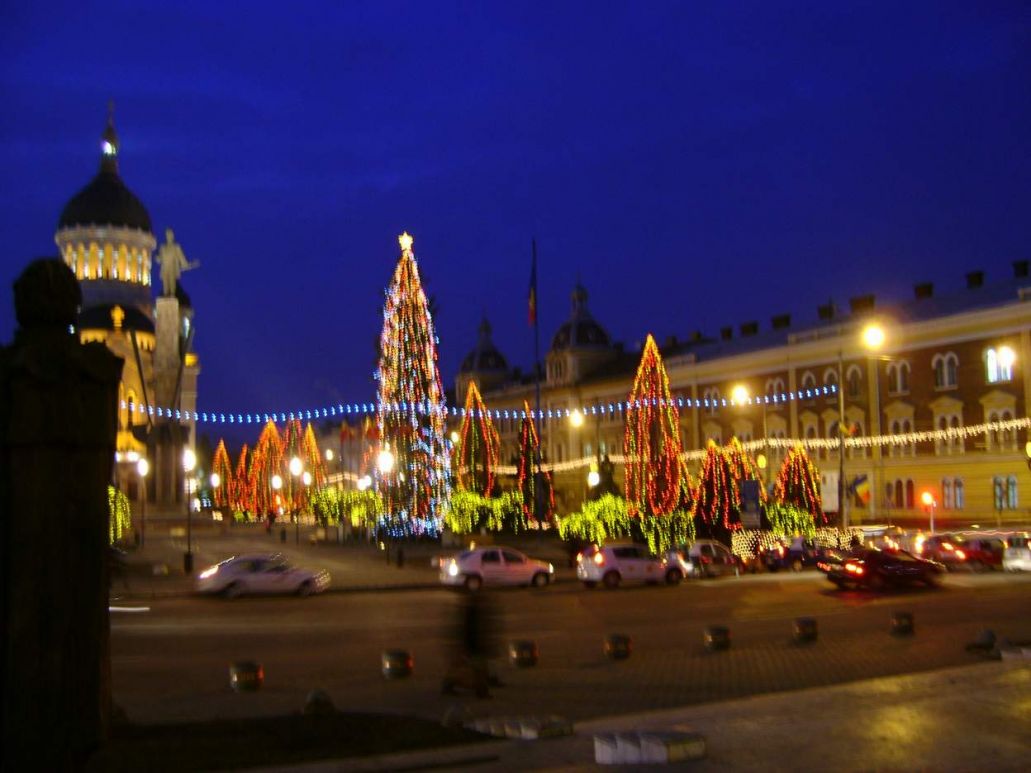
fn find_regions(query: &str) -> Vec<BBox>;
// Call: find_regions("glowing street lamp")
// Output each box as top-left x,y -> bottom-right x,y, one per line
731,384 -> 749,405
921,490 -> 937,534
862,323 -> 886,351
377,447 -> 395,475
357,475 -> 372,491
587,469 -> 601,488
183,448 -> 197,573
569,409 -> 584,428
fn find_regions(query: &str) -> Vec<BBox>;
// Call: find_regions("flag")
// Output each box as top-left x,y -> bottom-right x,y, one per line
853,474 -> 871,505
528,240 -> 537,327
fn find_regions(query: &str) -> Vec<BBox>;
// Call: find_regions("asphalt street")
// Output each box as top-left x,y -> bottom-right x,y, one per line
110,562 -> 1031,727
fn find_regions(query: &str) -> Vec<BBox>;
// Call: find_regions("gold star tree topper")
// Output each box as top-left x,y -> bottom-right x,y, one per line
398,232 -> 414,252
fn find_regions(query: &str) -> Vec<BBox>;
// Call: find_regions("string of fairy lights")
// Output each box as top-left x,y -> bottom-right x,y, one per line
118,384 -> 838,425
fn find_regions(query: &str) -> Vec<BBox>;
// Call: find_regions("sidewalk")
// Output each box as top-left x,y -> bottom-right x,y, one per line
265,660 -> 1031,771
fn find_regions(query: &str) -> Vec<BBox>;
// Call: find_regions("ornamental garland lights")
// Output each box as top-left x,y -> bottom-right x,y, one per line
455,382 -> 500,496
118,386 -> 839,425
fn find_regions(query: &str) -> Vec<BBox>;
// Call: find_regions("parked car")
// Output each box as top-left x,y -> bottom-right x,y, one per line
440,546 -> 554,591
576,543 -> 665,588
665,540 -> 742,583
821,548 -> 944,591
919,534 -> 1002,571
196,553 -> 330,598
762,536 -> 830,572
1002,534 -> 1031,572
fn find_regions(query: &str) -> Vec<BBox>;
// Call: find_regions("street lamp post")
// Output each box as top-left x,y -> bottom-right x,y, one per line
210,471 -> 221,526
921,491 -> 937,534
136,457 -> 149,547
183,448 -> 197,573
290,456 -> 303,544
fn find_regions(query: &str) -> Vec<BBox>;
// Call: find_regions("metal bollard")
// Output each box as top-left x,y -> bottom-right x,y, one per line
890,611 -> 914,636
381,650 -> 413,679
508,640 -> 539,667
704,625 -> 731,651
280,527 -> 287,543
793,617 -> 818,643
604,634 -> 632,660
229,661 -> 264,692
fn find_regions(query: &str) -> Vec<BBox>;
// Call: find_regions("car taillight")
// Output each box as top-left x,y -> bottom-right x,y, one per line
777,546 -> 785,557
593,552 -> 605,566
576,552 -> 583,563
844,562 -> 864,575
943,542 -> 954,551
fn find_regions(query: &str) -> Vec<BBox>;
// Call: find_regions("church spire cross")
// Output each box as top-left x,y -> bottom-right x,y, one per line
100,100 -> 119,174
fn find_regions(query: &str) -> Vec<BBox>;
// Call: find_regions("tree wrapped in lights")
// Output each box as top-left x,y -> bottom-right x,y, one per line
623,334 -> 684,518
724,437 -> 767,505
455,382 -> 500,497
693,440 -> 742,533
248,419 -> 283,517
232,444 -> 250,515
211,439 -> 233,510
375,232 -> 450,533
302,422 -> 327,490
280,418 -> 306,512
773,445 -> 825,524
517,401 -> 554,525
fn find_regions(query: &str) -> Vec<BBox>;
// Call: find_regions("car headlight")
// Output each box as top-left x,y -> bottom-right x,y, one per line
447,561 -> 459,577
547,563 -> 554,574
198,566 -> 218,579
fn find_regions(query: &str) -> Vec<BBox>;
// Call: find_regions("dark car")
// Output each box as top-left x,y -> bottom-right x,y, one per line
919,534 -> 1002,572
822,548 -> 944,591
763,537 -> 834,572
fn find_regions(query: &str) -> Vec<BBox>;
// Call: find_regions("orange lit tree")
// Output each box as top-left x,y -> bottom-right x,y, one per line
455,382 -> 500,497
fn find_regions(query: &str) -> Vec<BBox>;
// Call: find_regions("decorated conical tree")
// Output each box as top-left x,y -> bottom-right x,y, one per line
211,440 -> 233,510
773,445 -> 824,523
623,334 -> 684,518
724,437 -> 768,504
232,444 -> 250,514
517,401 -> 554,525
455,382 -> 500,497
302,422 -> 328,491
280,418 -> 307,513
248,420 -> 283,517
693,440 -> 742,532
376,232 -> 450,532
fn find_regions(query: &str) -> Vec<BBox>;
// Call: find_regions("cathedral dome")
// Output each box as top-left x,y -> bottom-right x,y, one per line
57,111 -> 152,233
460,317 -> 508,373
551,283 -> 611,350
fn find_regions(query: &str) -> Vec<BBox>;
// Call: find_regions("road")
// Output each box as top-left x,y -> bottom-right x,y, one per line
110,567 -> 1031,726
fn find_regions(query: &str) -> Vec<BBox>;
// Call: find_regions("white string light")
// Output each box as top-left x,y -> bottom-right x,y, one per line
119,385 -> 838,425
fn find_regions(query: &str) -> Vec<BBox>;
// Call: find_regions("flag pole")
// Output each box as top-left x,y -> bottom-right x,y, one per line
531,239 -> 544,527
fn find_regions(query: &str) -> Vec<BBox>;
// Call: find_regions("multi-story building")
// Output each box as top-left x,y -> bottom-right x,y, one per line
455,268 -> 1031,527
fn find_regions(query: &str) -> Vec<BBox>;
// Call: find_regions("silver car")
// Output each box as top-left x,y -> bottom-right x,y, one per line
196,553 -> 330,598
440,546 -> 554,591
1003,535 -> 1031,572
576,544 -> 665,589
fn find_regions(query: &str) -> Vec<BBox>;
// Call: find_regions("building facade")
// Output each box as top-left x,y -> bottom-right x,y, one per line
456,268 -> 1031,527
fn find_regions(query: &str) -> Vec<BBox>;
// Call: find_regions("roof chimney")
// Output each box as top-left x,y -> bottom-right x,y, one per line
849,294 -> 875,314
720,326 -> 733,341
1014,260 -> 1028,279
914,282 -> 933,299
817,302 -> 836,321
771,313 -> 791,330
966,270 -> 984,289
740,321 -> 759,337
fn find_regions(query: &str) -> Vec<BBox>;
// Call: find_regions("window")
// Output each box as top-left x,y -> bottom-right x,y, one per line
1008,475 -> 1018,509
824,369 -> 838,400
481,550 -> 501,564
932,353 -> 958,389
846,365 -> 862,398
985,347 -> 1014,384
800,372 -> 816,395
765,377 -> 785,398
501,550 -> 525,564
894,480 -> 903,508
905,480 -> 914,509
887,362 -> 910,394
703,387 -> 721,416
992,476 -> 1018,510
942,479 -> 953,509
955,479 -> 964,509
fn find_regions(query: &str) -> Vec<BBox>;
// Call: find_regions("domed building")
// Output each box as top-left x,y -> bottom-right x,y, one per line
456,317 -> 510,400
546,283 -> 617,385
56,110 -> 200,513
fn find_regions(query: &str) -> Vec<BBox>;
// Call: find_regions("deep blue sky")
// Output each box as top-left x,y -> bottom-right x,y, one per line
2,2 -> 1029,433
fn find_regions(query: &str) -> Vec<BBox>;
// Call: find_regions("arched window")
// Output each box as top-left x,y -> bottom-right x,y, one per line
985,347 -> 1014,383
800,372 -> 816,398
887,362 -> 910,394
824,369 -> 838,400
894,480 -> 903,508
846,365 -> 862,398
942,479 -> 953,509
1007,475 -> 1018,509
932,352 -> 959,389
954,479 -> 964,509
993,476 -> 1005,510
703,387 -> 721,416
905,480 -> 914,509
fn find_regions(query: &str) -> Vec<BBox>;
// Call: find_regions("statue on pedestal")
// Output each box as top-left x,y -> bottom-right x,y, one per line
155,228 -> 199,297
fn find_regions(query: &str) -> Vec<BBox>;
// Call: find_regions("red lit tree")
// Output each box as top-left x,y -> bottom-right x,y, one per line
724,436 -> 767,504
455,382 -> 500,497
773,445 -> 825,523
623,334 -> 684,518
248,419 -> 283,517
302,422 -> 328,491
232,444 -> 250,514
693,440 -> 742,533
211,439 -> 233,510
517,401 -> 554,525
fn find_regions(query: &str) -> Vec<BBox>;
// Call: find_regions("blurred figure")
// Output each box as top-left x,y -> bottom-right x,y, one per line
442,591 -> 500,698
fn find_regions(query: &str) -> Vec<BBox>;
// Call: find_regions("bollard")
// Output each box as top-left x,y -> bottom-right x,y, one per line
229,661 -> 264,692
793,617 -> 818,643
381,650 -> 413,679
890,611 -> 914,636
508,640 -> 539,667
704,625 -> 731,651
280,527 -> 287,543
604,634 -> 632,660
303,688 -> 335,715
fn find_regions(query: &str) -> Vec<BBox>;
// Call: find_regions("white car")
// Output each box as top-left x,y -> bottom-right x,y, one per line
1003,535 -> 1031,572
196,553 -> 330,598
576,543 -> 665,588
440,546 -> 554,591
664,540 -> 742,582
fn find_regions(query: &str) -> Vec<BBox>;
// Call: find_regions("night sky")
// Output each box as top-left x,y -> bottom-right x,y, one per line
2,2 -> 1029,441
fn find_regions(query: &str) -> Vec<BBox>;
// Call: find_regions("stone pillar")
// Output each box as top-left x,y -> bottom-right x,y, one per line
0,260 -> 121,769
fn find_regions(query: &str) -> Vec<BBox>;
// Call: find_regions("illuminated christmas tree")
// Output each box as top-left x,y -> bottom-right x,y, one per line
724,436 -> 767,504
211,440 -> 233,509
693,440 -> 742,532
302,422 -> 328,491
232,444 -> 250,514
455,382 -> 500,497
773,445 -> 825,523
623,334 -> 684,518
375,232 -> 450,533
280,418 -> 307,513
248,419 -> 283,517
517,401 -> 554,525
